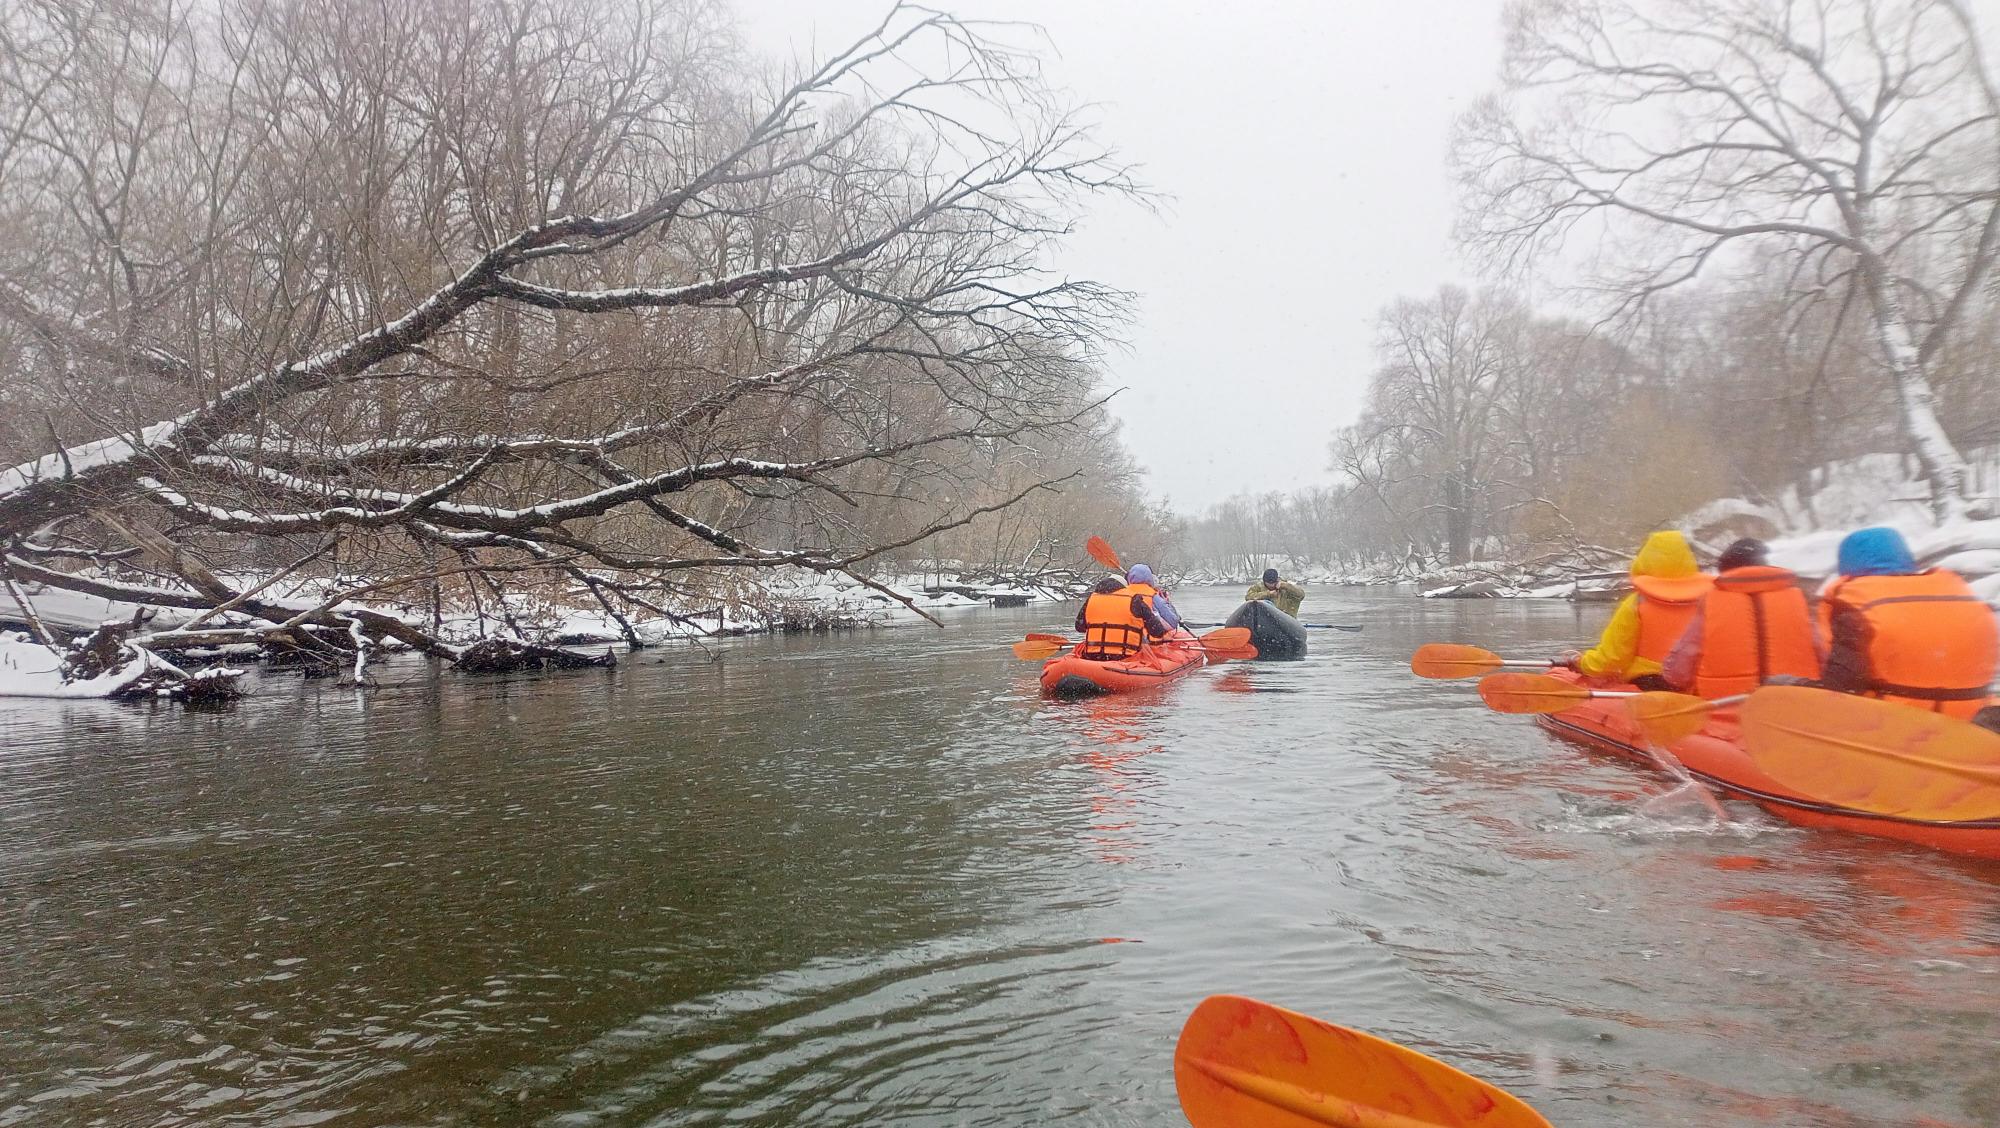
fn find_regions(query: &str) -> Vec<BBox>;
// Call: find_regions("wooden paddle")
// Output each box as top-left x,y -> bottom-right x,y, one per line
1175,994 -> 1553,1128
1739,686 -> 2000,822
1013,626 -> 1253,661
1086,535 -> 1123,573
1411,645 -> 1552,680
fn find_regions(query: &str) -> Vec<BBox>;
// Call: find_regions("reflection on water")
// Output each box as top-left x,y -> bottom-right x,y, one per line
1047,695 -> 1165,866
2,587 -> 1999,1126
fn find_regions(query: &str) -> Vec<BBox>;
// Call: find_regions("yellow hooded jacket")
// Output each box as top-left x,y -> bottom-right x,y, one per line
1576,531 -> 1711,680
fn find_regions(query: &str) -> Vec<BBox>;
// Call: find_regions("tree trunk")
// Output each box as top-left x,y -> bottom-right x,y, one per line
1865,265 -> 1974,521
1444,473 -> 1472,565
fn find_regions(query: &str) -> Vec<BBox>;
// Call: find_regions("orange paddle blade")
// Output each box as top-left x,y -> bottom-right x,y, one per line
1204,645 -> 1259,663
1477,672 -> 1590,715
1012,639 -> 1065,660
1626,692 -> 1716,744
1197,627 -> 1252,651
1741,687 -> 2000,822
1175,995 -> 1552,1128
1026,632 -> 1071,645
1085,535 -> 1122,572
1410,644 -> 1503,680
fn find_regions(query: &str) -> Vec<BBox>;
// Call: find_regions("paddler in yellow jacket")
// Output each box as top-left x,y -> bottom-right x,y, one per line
1556,530 -> 1713,689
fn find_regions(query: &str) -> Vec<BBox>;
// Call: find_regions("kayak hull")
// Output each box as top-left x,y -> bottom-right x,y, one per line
1039,632 -> 1207,698
1223,600 -> 1307,661
1533,671 -> 2000,859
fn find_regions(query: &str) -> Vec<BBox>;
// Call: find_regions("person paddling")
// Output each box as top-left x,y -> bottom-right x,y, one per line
1659,538 -> 1822,698
1073,573 -> 1172,660
1123,563 -> 1183,630
1245,567 -> 1305,617
1557,530 -> 1712,688
1806,527 -> 1997,720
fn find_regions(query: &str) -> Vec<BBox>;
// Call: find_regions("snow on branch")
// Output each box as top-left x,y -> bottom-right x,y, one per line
0,0 -> 1139,674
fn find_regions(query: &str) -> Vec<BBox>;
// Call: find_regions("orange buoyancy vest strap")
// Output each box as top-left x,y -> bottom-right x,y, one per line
1824,571 -> 1998,701
1694,567 -> 1821,698
1081,589 -> 1147,657
1634,589 -> 1704,664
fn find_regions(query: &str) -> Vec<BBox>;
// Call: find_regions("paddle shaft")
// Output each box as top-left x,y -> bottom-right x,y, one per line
1188,620 -> 1362,631
1564,689 -> 1752,702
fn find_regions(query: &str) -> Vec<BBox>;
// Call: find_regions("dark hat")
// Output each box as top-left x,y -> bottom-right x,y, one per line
1262,568 -> 1280,585
1716,537 -> 1769,572
1094,574 -> 1126,594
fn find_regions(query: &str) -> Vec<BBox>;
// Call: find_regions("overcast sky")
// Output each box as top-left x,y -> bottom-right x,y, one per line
738,1 -> 1508,511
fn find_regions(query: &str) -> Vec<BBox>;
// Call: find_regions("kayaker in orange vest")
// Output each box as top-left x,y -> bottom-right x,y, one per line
1659,538 -> 1823,698
1556,530 -> 1712,689
1074,573 -> 1172,659
1810,526 -> 1997,720
1123,563 -> 1183,630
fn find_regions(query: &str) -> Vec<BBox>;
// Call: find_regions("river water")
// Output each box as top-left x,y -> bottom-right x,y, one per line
2,586 -> 1998,1127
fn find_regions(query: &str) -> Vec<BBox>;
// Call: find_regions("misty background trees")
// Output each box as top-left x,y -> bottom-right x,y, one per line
1182,0 -> 2000,577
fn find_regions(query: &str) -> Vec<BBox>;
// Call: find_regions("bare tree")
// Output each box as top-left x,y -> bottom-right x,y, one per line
0,0 -> 1138,672
1459,0 -> 2000,519
1347,287 -> 1526,564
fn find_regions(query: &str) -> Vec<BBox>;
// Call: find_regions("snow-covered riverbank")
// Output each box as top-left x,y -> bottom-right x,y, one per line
1179,451 -> 2000,606
0,566 -> 1079,699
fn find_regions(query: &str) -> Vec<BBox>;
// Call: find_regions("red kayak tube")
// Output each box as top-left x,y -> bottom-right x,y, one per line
1040,630 -> 1208,699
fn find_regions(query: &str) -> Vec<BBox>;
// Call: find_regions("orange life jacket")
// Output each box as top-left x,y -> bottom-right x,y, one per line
1080,586 -> 1147,659
1693,566 -> 1822,699
1632,574 -> 1712,665
1819,570 -> 1998,719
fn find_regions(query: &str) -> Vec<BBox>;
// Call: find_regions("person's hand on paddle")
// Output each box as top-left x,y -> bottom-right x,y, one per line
1553,650 -> 1582,671
1763,674 -> 1815,687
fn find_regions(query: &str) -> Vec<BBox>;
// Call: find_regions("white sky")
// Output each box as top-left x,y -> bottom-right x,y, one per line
738,1 -> 1507,511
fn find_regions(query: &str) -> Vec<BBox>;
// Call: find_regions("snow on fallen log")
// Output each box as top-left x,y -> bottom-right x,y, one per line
0,627 -> 244,701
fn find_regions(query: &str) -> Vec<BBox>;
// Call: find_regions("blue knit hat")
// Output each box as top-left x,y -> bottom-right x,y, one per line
1836,526 -> 1916,577
1125,563 -> 1155,585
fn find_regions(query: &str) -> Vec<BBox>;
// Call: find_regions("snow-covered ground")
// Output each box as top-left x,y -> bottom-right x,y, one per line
0,630 -> 245,700
466,569 -> 1071,647
0,631 -> 152,698
1683,449 -> 2000,602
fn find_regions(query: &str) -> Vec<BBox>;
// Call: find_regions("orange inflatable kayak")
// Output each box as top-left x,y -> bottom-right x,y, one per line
1040,630 -> 1208,699
1533,670 -> 2000,859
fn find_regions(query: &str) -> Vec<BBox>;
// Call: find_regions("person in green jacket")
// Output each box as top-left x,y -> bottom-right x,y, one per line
1245,567 -> 1305,617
